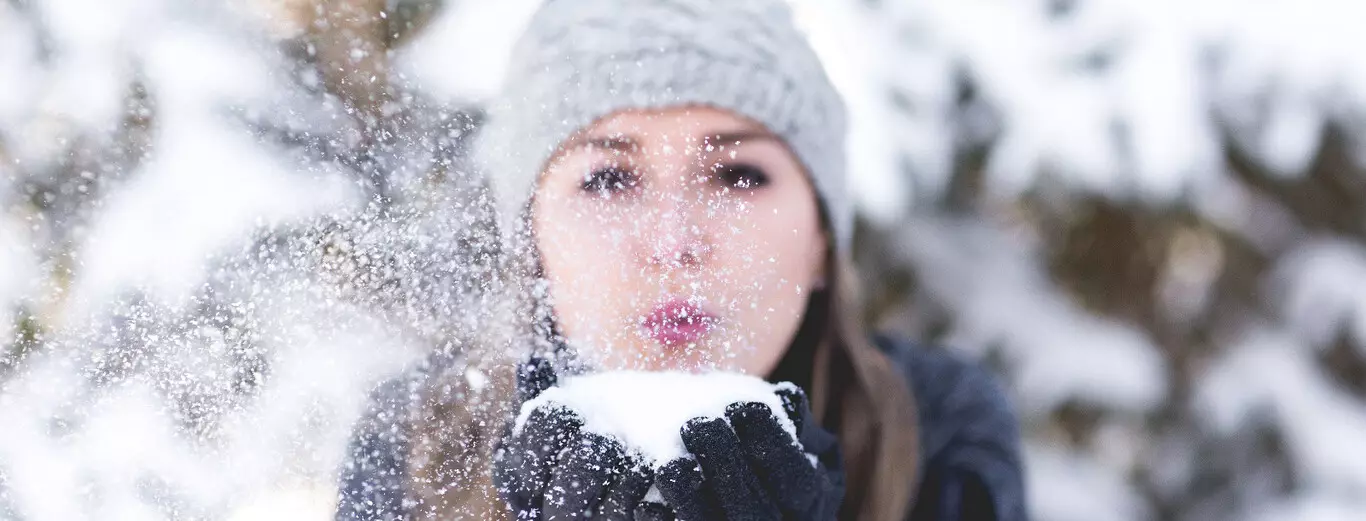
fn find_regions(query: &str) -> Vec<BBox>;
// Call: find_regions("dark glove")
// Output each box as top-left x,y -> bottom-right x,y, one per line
493,356 -> 657,520
655,386 -> 845,521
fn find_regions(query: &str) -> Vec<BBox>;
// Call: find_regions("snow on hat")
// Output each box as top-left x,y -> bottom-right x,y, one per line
475,0 -> 852,254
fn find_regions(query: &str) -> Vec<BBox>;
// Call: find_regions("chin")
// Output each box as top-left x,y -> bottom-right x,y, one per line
593,344 -> 723,373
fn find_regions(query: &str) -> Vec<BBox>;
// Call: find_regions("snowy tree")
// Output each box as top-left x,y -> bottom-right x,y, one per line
0,0 -> 489,518
4,0 -> 1366,520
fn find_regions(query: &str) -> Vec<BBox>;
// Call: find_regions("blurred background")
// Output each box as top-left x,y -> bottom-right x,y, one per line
4,0 -> 1366,519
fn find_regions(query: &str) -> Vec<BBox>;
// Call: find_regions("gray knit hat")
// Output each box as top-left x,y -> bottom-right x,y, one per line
476,0 -> 851,253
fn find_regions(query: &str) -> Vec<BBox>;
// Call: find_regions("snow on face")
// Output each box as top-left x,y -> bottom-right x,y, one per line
513,370 -> 799,467
532,107 -> 829,375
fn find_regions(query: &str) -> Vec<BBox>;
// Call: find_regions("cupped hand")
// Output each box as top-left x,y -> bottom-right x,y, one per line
654,386 -> 845,521
493,356 -> 657,520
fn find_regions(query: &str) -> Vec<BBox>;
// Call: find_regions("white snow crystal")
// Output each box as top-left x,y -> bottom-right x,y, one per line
465,367 -> 489,391
514,371 -> 798,467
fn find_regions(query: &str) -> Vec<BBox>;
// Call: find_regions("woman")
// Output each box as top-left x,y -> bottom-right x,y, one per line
336,0 -> 1026,519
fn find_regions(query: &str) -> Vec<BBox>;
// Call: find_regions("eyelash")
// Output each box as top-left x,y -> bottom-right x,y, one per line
715,164 -> 770,190
580,166 -> 639,195
578,163 -> 770,196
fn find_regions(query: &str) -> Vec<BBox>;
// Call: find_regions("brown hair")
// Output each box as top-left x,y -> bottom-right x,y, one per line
399,245 -> 920,520
809,254 -> 920,520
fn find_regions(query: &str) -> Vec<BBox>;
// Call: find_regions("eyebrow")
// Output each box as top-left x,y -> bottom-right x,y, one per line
558,134 -> 639,154
702,131 -> 778,148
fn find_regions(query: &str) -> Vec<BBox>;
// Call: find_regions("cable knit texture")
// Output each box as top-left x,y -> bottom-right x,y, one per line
475,0 -> 852,253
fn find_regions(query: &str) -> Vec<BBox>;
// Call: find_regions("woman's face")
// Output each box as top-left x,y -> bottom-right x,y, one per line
532,107 -> 828,375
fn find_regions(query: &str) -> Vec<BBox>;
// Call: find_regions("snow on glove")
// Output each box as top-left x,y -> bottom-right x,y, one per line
655,385 -> 845,521
493,356 -> 656,520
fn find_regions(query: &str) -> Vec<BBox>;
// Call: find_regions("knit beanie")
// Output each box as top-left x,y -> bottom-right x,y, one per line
475,0 -> 851,254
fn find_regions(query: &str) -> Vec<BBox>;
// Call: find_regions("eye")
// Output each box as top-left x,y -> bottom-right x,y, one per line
715,164 -> 769,190
580,166 -> 639,195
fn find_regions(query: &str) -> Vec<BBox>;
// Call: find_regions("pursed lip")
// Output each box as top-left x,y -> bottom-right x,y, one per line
640,298 -> 719,346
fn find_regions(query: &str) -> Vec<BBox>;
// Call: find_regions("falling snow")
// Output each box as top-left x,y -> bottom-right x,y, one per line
4,0 -> 1366,520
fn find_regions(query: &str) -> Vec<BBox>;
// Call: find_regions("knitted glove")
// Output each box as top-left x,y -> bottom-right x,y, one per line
654,386 -> 845,521
493,356 -> 655,520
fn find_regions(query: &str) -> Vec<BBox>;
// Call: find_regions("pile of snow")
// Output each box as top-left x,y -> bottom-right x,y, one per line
515,371 -> 798,467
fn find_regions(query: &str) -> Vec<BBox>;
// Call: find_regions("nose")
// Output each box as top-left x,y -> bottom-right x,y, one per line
643,193 -> 714,269
648,226 -> 712,267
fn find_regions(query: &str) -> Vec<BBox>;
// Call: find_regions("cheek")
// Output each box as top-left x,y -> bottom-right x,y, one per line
718,195 -> 825,373
728,191 -> 824,293
533,197 -> 638,339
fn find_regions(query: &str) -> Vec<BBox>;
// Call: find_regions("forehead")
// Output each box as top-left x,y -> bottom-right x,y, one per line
582,106 -> 769,143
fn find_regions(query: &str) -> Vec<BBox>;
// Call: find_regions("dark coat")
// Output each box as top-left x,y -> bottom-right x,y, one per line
335,337 -> 1028,520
